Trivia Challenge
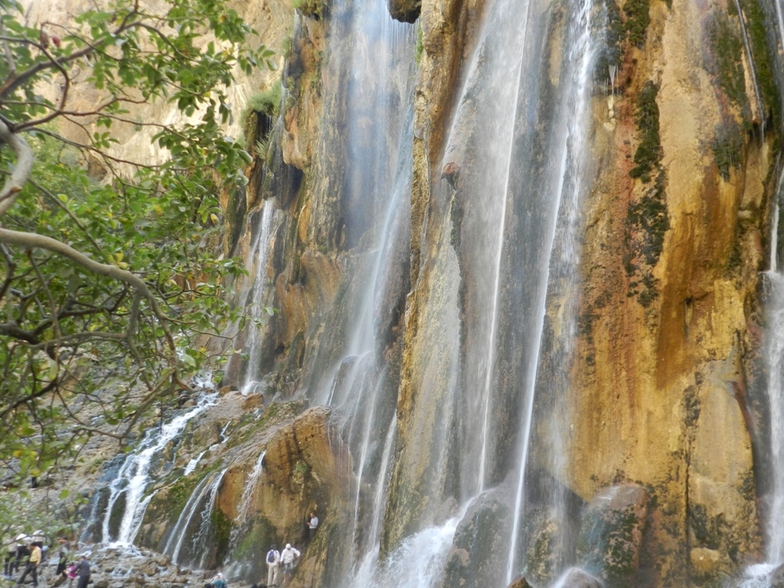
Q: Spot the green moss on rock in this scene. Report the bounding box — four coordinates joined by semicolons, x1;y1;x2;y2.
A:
629;82;661;182
708;14;747;109
711;120;744;180
623;0;650;47
292;0;326;19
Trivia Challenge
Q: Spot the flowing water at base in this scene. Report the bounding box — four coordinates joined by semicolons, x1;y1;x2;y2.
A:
347;515;462;588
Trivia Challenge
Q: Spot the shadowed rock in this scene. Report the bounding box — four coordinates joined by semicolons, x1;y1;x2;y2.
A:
389;0;420;22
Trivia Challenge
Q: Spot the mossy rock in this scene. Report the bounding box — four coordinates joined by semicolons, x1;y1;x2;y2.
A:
577;484;649;587
292;0;327;20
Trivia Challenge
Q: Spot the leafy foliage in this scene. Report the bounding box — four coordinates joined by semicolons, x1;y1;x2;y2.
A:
0;0;273;486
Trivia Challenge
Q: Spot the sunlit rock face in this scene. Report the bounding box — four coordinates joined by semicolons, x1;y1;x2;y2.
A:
222;0;779;583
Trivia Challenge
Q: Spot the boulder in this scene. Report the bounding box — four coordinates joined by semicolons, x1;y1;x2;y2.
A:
506;575;533;588
388;0;420;23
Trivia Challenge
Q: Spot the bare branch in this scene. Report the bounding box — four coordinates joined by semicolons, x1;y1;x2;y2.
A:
0;243;16;302
14;45;71;131
28;251;63;348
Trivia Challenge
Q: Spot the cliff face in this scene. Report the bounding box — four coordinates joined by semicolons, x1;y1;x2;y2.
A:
565;0;774;582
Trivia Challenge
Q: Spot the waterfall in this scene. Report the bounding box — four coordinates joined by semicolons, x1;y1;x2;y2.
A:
241;200;277;394
731;0;765;138
101;393;217;544
763;168;784;569
184;451;207;476
348;514;462;588
505;0;596;578
164;468;228;567
222;450;267;578
236;450;266;524
289;0;416;576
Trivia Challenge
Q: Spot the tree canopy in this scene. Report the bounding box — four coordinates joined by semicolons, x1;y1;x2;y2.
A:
0;0;273;484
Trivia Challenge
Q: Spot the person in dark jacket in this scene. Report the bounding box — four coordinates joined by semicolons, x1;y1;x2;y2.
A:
14;537;29;576
55;538;69;577
75;556;90;588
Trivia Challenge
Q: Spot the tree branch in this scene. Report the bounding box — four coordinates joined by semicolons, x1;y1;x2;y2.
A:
0;227;177;354
0;120;34;216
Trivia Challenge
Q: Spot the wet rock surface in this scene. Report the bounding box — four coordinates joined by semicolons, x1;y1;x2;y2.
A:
576;484;648;587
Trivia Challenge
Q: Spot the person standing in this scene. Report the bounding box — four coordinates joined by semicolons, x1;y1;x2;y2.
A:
74;555;90;588
14;535;29;577
265;544;280;587
4;536;16;577
66;563;77;588
55;538;69;578
17;541;40;587
279;544;300;584
306;513;318;543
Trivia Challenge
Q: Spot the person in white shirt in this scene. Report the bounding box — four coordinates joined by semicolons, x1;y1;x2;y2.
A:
306;513;318;543
280;543;300;583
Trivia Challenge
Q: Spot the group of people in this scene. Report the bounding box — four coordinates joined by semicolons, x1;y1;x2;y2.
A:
206;510;319;588
261;542;301;587
3;535;90;588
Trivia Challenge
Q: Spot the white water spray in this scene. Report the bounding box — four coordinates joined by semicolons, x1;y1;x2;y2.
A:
102;394;217;544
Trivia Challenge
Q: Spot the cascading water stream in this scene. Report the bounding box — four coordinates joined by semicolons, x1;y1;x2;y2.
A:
101;393;217;544
505;0;596;578
222;450;267;577
165;468;228;567
236;450;266;524
764;168;784;563
241;200;276;394
731;0;765;138
739;165;784;587
285;0;415;577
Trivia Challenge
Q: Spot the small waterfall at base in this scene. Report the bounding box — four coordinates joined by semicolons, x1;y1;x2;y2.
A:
223;450;266;578
165;468;228;568
347;514;463;588
101;393;217;544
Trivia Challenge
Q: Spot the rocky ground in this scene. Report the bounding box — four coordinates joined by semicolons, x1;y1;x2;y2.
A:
1;543;263;588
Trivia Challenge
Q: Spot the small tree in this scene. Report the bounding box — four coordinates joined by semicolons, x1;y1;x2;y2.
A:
0;0;274;481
